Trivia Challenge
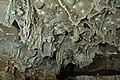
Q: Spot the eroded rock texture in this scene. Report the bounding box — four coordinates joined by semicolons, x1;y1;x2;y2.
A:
0;0;120;80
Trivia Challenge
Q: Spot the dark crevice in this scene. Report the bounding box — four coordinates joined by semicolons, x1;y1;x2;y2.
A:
98;42;108;47
64;31;69;35
116;28;120;38
83;23;90;28
52;51;56;60
12;20;20;31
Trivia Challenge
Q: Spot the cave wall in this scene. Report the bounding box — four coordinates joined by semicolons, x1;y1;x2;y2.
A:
0;0;120;80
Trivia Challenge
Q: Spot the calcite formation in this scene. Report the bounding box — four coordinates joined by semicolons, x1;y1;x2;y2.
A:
0;0;120;80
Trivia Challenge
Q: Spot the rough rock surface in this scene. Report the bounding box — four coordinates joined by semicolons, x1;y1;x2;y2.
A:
0;0;120;80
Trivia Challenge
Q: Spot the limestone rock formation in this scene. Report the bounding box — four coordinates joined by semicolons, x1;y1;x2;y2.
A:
0;0;120;80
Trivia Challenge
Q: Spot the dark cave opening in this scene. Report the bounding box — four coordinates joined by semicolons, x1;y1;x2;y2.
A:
56;64;120;80
56;63;75;80
56;54;120;80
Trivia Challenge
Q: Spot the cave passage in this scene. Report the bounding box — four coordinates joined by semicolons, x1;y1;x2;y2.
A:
56;54;120;80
